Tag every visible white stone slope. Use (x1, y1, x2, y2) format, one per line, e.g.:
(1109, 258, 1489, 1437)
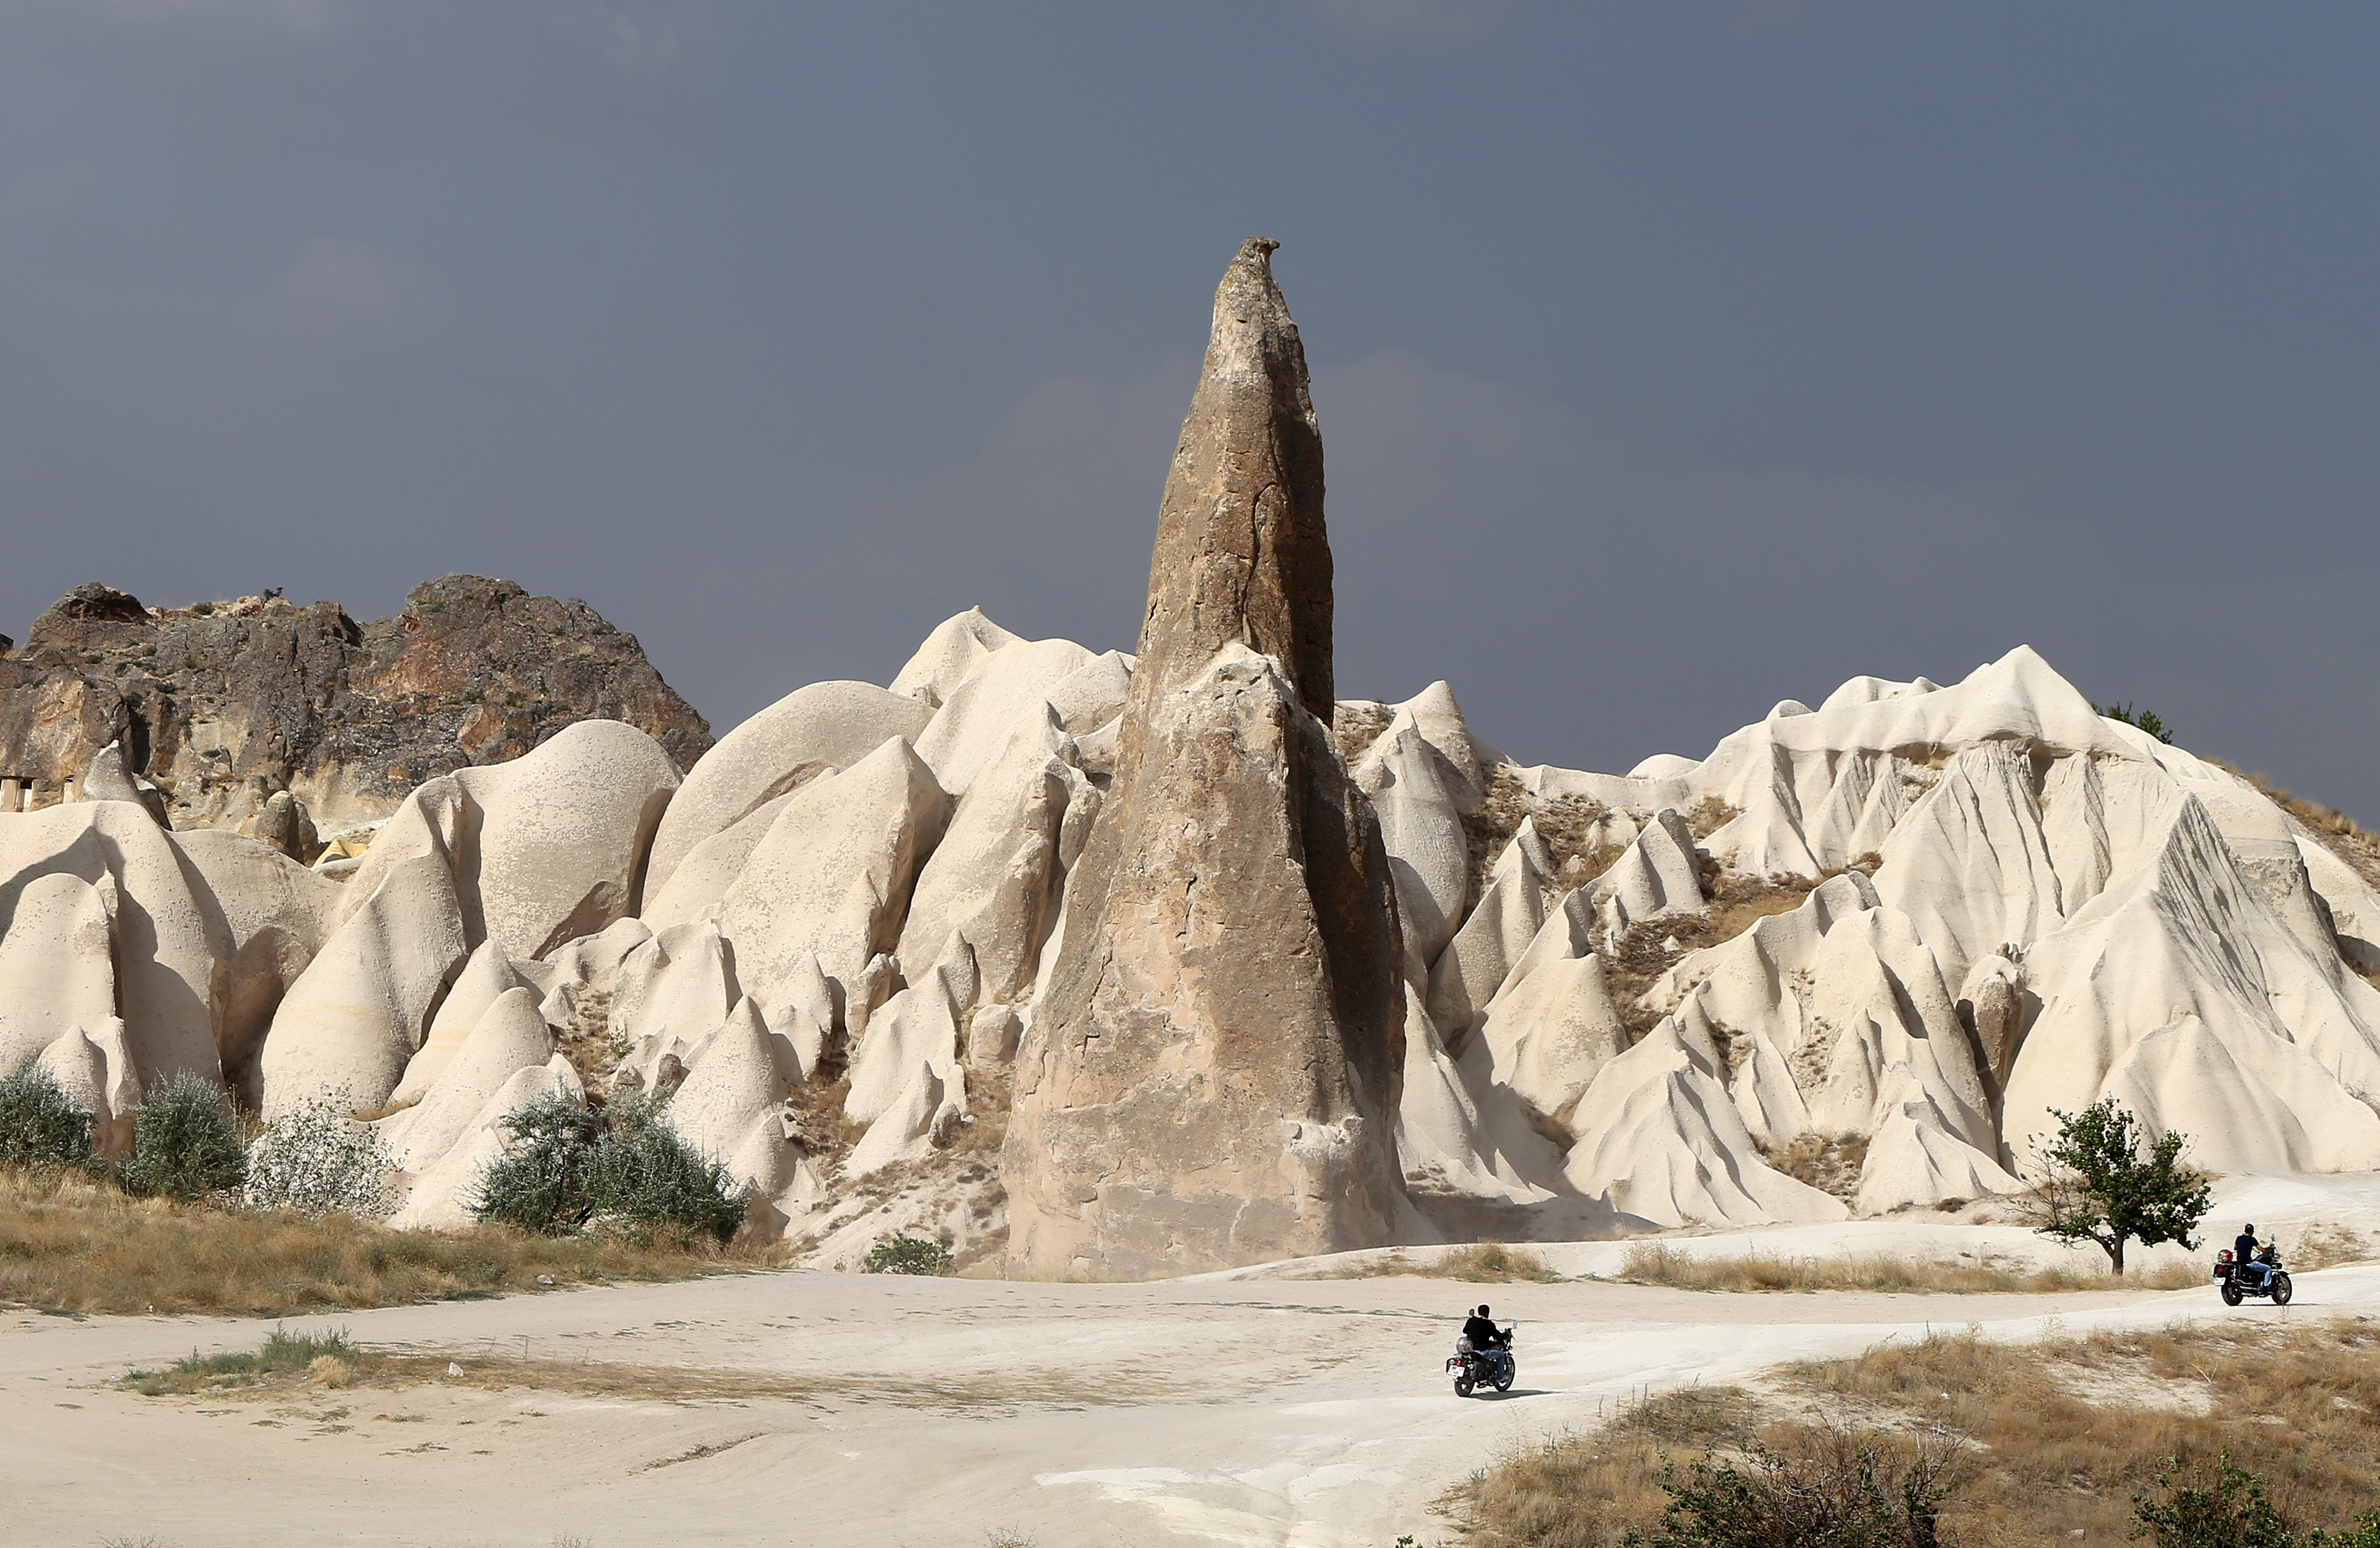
(7, 615, 2380, 1266)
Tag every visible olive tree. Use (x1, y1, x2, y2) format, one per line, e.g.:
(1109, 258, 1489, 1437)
(2017, 1099, 2212, 1274)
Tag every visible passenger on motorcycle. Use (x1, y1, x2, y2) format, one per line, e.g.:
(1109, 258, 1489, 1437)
(2235, 1226, 2267, 1289)
(1462, 1304, 1512, 1384)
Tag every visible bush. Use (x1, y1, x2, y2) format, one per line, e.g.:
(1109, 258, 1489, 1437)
(2132, 1453, 2296, 1548)
(1623, 1428, 1962, 1548)
(0, 1063, 96, 1170)
(120, 1074, 246, 1200)
(470, 1090, 745, 1243)
(244, 1096, 394, 1217)
(2098, 701, 2176, 745)
(862, 1235, 954, 1276)
(578, 1115, 747, 1245)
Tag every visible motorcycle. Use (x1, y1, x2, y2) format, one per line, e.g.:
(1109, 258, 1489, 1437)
(1447, 1323, 1517, 1397)
(2214, 1243, 2294, 1306)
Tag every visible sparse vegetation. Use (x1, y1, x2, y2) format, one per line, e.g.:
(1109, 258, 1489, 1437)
(1353, 1242, 1561, 1282)
(120, 1072, 247, 1201)
(123, 1326, 369, 1396)
(1621, 1425, 1964, 1546)
(0, 1164, 772, 1316)
(2098, 701, 2176, 744)
(2016, 1098, 2213, 1273)
(470, 1089, 747, 1244)
(1453, 1319, 2380, 1546)
(1756, 1131, 1870, 1201)
(0, 1062, 96, 1170)
(863, 1234, 955, 1275)
(1613, 1241, 2204, 1294)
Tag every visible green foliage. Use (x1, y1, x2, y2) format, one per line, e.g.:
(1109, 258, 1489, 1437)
(120, 1074, 247, 1201)
(470, 1090, 745, 1243)
(1621, 1432, 1959, 1547)
(578, 1108, 747, 1244)
(862, 1235, 954, 1276)
(2132, 1454, 2297, 1547)
(0, 1063, 96, 1171)
(2020, 1098, 2213, 1273)
(124, 1325, 360, 1396)
(2098, 701, 2176, 744)
(244, 1096, 394, 1217)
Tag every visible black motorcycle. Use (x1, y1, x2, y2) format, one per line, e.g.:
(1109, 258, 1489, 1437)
(2216, 1243, 2294, 1306)
(1447, 1323, 1517, 1397)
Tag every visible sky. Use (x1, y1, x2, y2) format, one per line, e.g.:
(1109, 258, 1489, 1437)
(2, 2, 2375, 813)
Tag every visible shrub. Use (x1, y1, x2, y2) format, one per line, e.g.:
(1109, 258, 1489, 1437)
(862, 1235, 954, 1275)
(470, 1090, 746, 1243)
(0, 1063, 96, 1170)
(470, 1091, 604, 1233)
(244, 1096, 394, 1217)
(120, 1074, 246, 1200)
(1622, 1427, 1962, 1548)
(2132, 1453, 2297, 1548)
(579, 1108, 747, 1245)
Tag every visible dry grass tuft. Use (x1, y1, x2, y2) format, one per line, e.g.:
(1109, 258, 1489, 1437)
(1756, 1131, 1871, 1201)
(0, 1164, 778, 1317)
(1353, 1243, 1563, 1283)
(1614, 1240, 2204, 1294)
(1454, 1319, 2380, 1547)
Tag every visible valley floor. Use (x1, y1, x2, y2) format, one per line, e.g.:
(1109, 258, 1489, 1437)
(9, 1175, 2378, 1548)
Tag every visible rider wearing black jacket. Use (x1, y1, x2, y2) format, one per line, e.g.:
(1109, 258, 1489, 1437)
(2236, 1226, 2266, 1286)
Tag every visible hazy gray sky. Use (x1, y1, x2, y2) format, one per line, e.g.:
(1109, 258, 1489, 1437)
(4, 2, 2375, 812)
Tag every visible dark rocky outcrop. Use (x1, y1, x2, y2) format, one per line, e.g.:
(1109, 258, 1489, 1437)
(1001, 238, 1407, 1278)
(0, 576, 711, 830)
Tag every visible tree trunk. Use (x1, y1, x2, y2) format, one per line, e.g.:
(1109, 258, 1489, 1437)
(2103, 1235, 2125, 1275)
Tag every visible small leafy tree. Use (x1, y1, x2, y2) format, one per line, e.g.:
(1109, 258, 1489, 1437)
(120, 1074, 248, 1200)
(2019, 1099, 2212, 1274)
(862, 1235, 954, 1276)
(0, 1063, 96, 1170)
(2098, 701, 2176, 744)
(244, 1095, 395, 1216)
(2132, 1453, 2297, 1548)
(470, 1091, 606, 1233)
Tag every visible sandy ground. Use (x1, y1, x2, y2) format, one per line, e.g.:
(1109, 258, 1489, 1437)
(8, 1177, 2378, 1548)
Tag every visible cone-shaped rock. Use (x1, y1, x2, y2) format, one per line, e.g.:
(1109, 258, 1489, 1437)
(1001, 238, 1406, 1277)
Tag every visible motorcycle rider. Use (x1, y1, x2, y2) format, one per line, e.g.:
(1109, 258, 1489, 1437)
(1461, 1304, 1512, 1385)
(2234, 1225, 2267, 1290)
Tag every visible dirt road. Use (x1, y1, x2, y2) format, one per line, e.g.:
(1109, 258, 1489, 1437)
(10, 1243, 2372, 1548)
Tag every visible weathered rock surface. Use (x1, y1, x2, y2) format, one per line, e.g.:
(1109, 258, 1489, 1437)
(0, 576, 709, 830)
(1002, 238, 1407, 1278)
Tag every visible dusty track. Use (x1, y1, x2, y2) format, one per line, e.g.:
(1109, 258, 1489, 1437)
(10, 1243, 2375, 1548)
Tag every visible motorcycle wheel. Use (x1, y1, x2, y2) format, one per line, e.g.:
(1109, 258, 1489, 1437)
(1453, 1373, 1476, 1398)
(1495, 1364, 1515, 1393)
(2272, 1273, 2294, 1306)
(2221, 1280, 2243, 1306)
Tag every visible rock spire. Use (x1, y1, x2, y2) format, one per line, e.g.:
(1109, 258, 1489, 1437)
(1000, 238, 1407, 1278)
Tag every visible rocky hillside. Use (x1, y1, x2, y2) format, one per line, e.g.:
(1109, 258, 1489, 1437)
(9, 240, 2380, 1280)
(0, 577, 711, 832)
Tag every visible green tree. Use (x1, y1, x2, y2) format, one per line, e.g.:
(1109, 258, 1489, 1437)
(2018, 1099, 2211, 1273)
(2097, 701, 2176, 744)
